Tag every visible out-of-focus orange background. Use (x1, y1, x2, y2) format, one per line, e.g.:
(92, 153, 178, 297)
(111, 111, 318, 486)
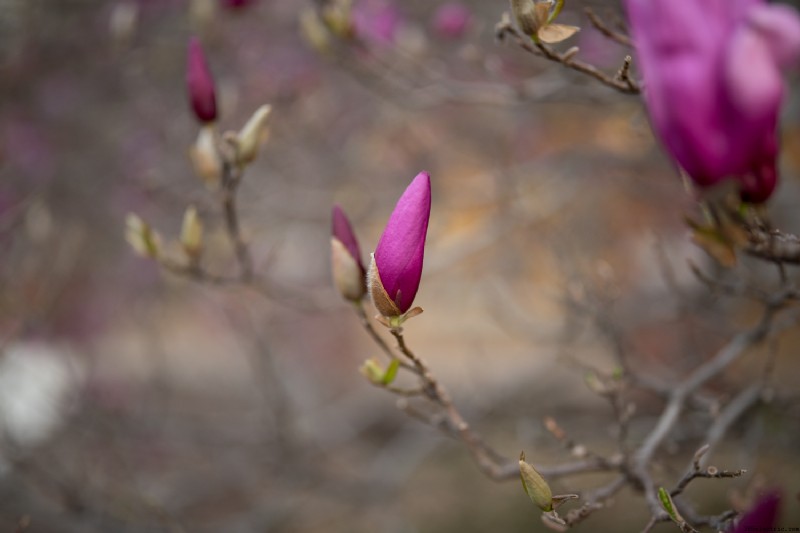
(1, 1, 799, 531)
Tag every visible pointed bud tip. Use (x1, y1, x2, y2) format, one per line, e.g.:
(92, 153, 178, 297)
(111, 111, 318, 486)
(519, 452, 554, 512)
(236, 104, 272, 164)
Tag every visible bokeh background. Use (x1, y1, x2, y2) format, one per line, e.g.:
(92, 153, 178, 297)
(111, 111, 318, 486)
(1, 0, 800, 531)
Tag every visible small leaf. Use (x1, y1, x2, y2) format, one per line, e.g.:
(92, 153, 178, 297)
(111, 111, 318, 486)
(382, 358, 400, 385)
(538, 24, 580, 44)
(658, 487, 678, 522)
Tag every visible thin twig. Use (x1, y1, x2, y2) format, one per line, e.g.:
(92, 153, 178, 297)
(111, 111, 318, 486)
(632, 304, 788, 519)
(584, 8, 632, 47)
(496, 22, 640, 94)
(220, 161, 253, 281)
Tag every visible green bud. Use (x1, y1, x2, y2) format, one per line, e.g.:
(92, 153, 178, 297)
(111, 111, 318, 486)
(125, 213, 162, 259)
(519, 451, 553, 512)
(359, 358, 385, 384)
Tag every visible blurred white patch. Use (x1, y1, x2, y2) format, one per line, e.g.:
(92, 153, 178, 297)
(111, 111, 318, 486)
(0, 342, 83, 448)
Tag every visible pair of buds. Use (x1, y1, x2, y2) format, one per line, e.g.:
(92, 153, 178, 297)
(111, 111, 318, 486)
(332, 172, 431, 325)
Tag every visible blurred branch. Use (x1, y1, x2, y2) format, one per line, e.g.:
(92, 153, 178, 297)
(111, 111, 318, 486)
(220, 159, 253, 282)
(584, 8, 632, 47)
(495, 16, 640, 95)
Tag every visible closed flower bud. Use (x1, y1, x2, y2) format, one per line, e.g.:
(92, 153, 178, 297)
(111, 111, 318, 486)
(186, 37, 218, 124)
(109, 1, 139, 47)
(511, 0, 578, 44)
(125, 213, 162, 259)
(180, 205, 204, 261)
(511, 0, 546, 36)
(236, 104, 272, 165)
(190, 125, 222, 187)
(519, 451, 554, 512)
(300, 8, 332, 54)
(369, 171, 431, 318)
(322, 0, 355, 39)
(359, 358, 385, 384)
(332, 205, 367, 302)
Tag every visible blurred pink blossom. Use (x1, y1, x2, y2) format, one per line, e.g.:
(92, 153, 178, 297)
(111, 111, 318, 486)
(352, 0, 403, 46)
(431, 2, 472, 40)
(625, 0, 800, 203)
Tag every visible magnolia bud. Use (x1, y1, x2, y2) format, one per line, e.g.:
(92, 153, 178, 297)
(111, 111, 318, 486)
(511, 0, 578, 44)
(322, 0, 355, 39)
(519, 451, 554, 512)
(190, 0, 217, 31)
(370, 172, 431, 318)
(190, 125, 222, 187)
(186, 37, 218, 123)
(300, 8, 332, 54)
(109, 1, 139, 47)
(368, 254, 403, 317)
(510, 0, 547, 37)
(236, 104, 272, 165)
(359, 358, 385, 384)
(180, 205, 204, 261)
(125, 213, 162, 259)
(332, 205, 367, 302)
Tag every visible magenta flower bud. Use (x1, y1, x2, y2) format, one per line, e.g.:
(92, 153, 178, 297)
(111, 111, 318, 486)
(369, 171, 431, 317)
(624, 0, 800, 203)
(186, 37, 218, 124)
(432, 2, 472, 40)
(332, 205, 367, 302)
(729, 491, 780, 533)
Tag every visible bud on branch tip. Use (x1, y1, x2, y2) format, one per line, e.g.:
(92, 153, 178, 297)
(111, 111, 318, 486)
(332, 205, 367, 302)
(187, 37, 218, 124)
(519, 451, 554, 512)
(369, 171, 431, 318)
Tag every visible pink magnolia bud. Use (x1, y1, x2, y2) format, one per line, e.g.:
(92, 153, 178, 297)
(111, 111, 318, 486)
(186, 37, 218, 124)
(432, 2, 472, 40)
(369, 172, 431, 317)
(332, 205, 367, 302)
(624, 0, 800, 203)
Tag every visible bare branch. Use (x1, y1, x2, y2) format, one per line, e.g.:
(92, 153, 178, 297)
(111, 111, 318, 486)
(584, 8, 632, 47)
(495, 20, 640, 94)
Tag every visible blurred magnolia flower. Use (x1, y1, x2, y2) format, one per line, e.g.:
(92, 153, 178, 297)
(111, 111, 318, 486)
(0, 343, 83, 450)
(186, 37, 218, 124)
(368, 171, 431, 318)
(352, 0, 403, 46)
(625, 0, 800, 203)
(729, 491, 781, 532)
(431, 2, 472, 40)
(220, 0, 255, 9)
(331, 205, 367, 302)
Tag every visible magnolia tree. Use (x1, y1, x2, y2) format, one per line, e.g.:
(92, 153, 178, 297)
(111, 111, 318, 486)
(121, 0, 800, 531)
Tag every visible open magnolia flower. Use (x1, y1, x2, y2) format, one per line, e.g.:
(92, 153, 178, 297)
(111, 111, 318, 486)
(368, 171, 431, 321)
